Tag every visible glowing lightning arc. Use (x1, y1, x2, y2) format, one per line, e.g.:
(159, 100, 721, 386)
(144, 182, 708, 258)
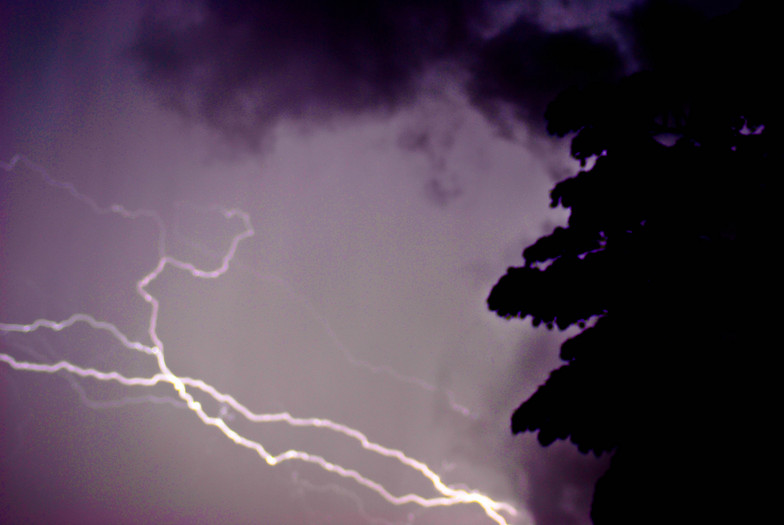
(0, 155, 517, 524)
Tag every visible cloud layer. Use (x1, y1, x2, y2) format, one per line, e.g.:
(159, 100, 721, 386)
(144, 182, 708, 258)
(130, 0, 672, 148)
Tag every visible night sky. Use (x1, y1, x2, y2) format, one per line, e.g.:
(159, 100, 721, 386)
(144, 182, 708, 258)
(1, 1, 744, 524)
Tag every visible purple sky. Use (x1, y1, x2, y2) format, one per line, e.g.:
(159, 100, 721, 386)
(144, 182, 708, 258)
(0, 1, 742, 524)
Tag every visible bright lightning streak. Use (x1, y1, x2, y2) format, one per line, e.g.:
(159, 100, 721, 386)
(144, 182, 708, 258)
(0, 155, 517, 524)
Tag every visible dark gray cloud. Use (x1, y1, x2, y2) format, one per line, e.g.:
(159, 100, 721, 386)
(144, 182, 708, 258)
(467, 19, 625, 136)
(130, 0, 489, 149)
(130, 0, 749, 150)
(129, 0, 636, 148)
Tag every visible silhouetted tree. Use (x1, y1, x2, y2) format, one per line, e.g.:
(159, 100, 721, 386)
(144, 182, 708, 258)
(488, 2, 780, 522)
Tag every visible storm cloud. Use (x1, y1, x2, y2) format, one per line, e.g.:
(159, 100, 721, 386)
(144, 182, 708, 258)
(129, 0, 646, 149)
(131, 0, 488, 148)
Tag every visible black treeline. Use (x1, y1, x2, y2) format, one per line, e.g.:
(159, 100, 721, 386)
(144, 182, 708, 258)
(488, 1, 780, 522)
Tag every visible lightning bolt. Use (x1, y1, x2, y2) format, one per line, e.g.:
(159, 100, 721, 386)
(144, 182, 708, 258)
(0, 155, 518, 524)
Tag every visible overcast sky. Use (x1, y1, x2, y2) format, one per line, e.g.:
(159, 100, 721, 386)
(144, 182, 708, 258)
(0, 1, 743, 524)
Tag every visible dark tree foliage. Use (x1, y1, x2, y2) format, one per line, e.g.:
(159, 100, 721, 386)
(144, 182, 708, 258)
(488, 1, 780, 522)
